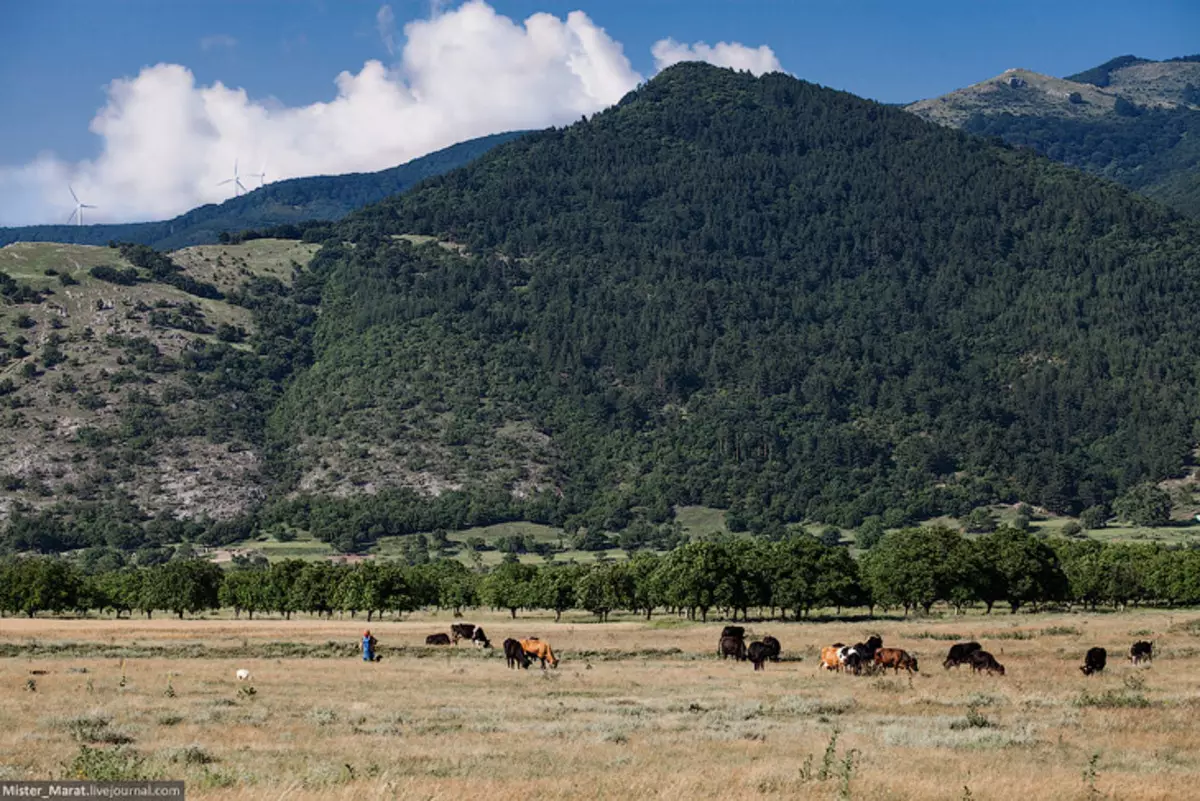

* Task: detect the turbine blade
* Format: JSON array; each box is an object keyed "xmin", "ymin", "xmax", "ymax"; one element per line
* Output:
[
  {"xmin": 217, "ymin": 178, "xmax": 232, "ymax": 185},
  {"xmin": 67, "ymin": 209, "xmax": 77, "ymax": 224},
  {"xmin": 69, "ymin": 185, "xmax": 79, "ymax": 203}
]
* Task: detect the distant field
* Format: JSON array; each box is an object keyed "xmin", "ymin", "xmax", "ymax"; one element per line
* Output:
[{"xmin": 3, "ymin": 610, "xmax": 1197, "ymax": 799}]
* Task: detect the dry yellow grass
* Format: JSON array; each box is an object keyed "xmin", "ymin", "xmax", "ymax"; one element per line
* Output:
[{"xmin": 3, "ymin": 610, "xmax": 1199, "ymax": 799}]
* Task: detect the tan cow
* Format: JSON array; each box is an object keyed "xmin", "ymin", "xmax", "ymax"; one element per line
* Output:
[{"xmin": 820, "ymin": 643, "xmax": 846, "ymax": 671}]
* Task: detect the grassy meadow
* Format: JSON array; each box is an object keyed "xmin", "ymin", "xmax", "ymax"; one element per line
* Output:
[{"xmin": 3, "ymin": 609, "xmax": 1199, "ymax": 799}]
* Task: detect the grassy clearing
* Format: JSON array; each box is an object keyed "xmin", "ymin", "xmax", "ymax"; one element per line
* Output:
[{"xmin": 2, "ymin": 610, "xmax": 1199, "ymax": 798}]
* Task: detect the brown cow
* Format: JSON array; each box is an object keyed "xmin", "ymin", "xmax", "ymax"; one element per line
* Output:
[
  {"xmin": 820, "ymin": 644, "xmax": 845, "ymax": 671},
  {"xmin": 747, "ymin": 642, "xmax": 770, "ymax": 671},
  {"xmin": 968, "ymin": 650, "xmax": 1005, "ymax": 676},
  {"xmin": 425, "ymin": 633, "xmax": 451, "ymax": 646},
  {"xmin": 719, "ymin": 635, "xmax": 747, "ymax": 661},
  {"xmin": 874, "ymin": 647, "xmax": 919, "ymax": 674}
]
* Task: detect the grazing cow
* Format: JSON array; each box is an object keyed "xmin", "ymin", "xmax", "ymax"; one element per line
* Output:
[
  {"xmin": 968, "ymin": 650, "xmax": 1005, "ymax": 676},
  {"xmin": 503, "ymin": 638, "xmax": 530, "ymax": 669},
  {"xmin": 450, "ymin": 623, "xmax": 477, "ymax": 644},
  {"xmin": 760, "ymin": 635, "xmax": 782, "ymax": 662},
  {"xmin": 874, "ymin": 647, "xmax": 919, "ymax": 674},
  {"xmin": 1081, "ymin": 647, "xmax": 1107, "ymax": 676},
  {"xmin": 943, "ymin": 641, "xmax": 983, "ymax": 670},
  {"xmin": 842, "ymin": 650, "xmax": 865, "ymax": 675},
  {"xmin": 820, "ymin": 644, "xmax": 845, "ymax": 671},
  {"xmin": 520, "ymin": 638, "xmax": 559, "ymax": 669},
  {"xmin": 747, "ymin": 641, "xmax": 770, "ymax": 671},
  {"xmin": 719, "ymin": 635, "xmax": 747, "ymax": 661},
  {"xmin": 471, "ymin": 627, "xmax": 492, "ymax": 649},
  {"xmin": 1130, "ymin": 641, "xmax": 1153, "ymax": 666},
  {"xmin": 426, "ymin": 633, "xmax": 452, "ymax": 646},
  {"xmin": 720, "ymin": 626, "xmax": 746, "ymax": 640},
  {"xmin": 235, "ymin": 669, "xmax": 251, "ymax": 681}
]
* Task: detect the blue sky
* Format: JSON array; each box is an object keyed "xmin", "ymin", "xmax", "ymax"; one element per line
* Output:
[{"xmin": 1, "ymin": 1, "xmax": 1196, "ymax": 225}]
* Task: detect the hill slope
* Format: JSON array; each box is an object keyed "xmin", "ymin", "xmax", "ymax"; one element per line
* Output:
[
  {"xmin": 0, "ymin": 132, "xmax": 522, "ymax": 251},
  {"xmin": 907, "ymin": 56, "xmax": 1200, "ymax": 216},
  {"xmin": 260, "ymin": 63, "xmax": 1200, "ymax": 545}
]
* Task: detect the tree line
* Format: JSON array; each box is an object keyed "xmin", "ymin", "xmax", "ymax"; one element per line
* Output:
[{"xmin": 6, "ymin": 526, "xmax": 1200, "ymax": 621}]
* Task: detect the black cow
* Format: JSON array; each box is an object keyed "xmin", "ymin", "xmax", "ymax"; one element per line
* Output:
[
  {"xmin": 1129, "ymin": 641, "xmax": 1153, "ymax": 665},
  {"xmin": 1081, "ymin": 647, "xmax": 1107, "ymax": 676},
  {"xmin": 943, "ymin": 641, "xmax": 983, "ymax": 670},
  {"xmin": 968, "ymin": 650, "xmax": 1005, "ymax": 675},
  {"xmin": 720, "ymin": 626, "xmax": 746, "ymax": 640},
  {"xmin": 472, "ymin": 627, "xmax": 492, "ymax": 649},
  {"xmin": 426, "ymin": 633, "xmax": 451, "ymax": 646},
  {"xmin": 503, "ymin": 638, "xmax": 530, "ymax": 669},
  {"xmin": 747, "ymin": 641, "xmax": 770, "ymax": 671},
  {"xmin": 719, "ymin": 635, "xmax": 747, "ymax": 661},
  {"xmin": 450, "ymin": 623, "xmax": 476, "ymax": 644},
  {"xmin": 760, "ymin": 635, "xmax": 782, "ymax": 662}
]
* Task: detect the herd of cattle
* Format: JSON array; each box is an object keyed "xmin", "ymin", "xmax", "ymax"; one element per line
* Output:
[{"xmin": 418, "ymin": 622, "xmax": 1155, "ymax": 677}]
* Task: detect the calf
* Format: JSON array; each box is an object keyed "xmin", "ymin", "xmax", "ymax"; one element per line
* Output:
[
  {"xmin": 450, "ymin": 623, "xmax": 476, "ymax": 644},
  {"xmin": 503, "ymin": 638, "xmax": 530, "ymax": 669},
  {"xmin": 719, "ymin": 635, "xmax": 747, "ymax": 661},
  {"xmin": 425, "ymin": 633, "xmax": 452, "ymax": 646},
  {"xmin": 1081, "ymin": 647, "xmax": 1107, "ymax": 676},
  {"xmin": 874, "ymin": 647, "xmax": 919, "ymax": 674},
  {"xmin": 720, "ymin": 626, "xmax": 746, "ymax": 640},
  {"xmin": 747, "ymin": 641, "xmax": 770, "ymax": 671},
  {"xmin": 943, "ymin": 641, "xmax": 983, "ymax": 670},
  {"xmin": 760, "ymin": 635, "xmax": 782, "ymax": 662},
  {"xmin": 471, "ymin": 627, "xmax": 492, "ymax": 649},
  {"xmin": 968, "ymin": 650, "xmax": 1005, "ymax": 676},
  {"xmin": 1129, "ymin": 641, "xmax": 1153, "ymax": 666}
]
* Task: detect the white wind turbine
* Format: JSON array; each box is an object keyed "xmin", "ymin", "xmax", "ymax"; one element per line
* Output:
[
  {"xmin": 218, "ymin": 160, "xmax": 249, "ymax": 197},
  {"xmin": 67, "ymin": 185, "xmax": 96, "ymax": 226},
  {"xmin": 253, "ymin": 164, "xmax": 268, "ymax": 188}
]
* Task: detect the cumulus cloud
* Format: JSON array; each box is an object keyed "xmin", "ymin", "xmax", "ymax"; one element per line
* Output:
[
  {"xmin": 0, "ymin": 1, "xmax": 781, "ymax": 226},
  {"xmin": 200, "ymin": 34, "xmax": 238, "ymax": 51},
  {"xmin": 376, "ymin": 5, "xmax": 396, "ymax": 55},
  {"xmin": 652, "ymin": 38, "xmax": 781, "ymax": 75}
]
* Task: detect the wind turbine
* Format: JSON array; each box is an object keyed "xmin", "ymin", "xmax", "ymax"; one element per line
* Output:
[
  {"xmin": 253, "ymin": 165, "xmax": 268, "ymax": 188},
  {"xmin": 218, "ymin": 160, "xmax": 249, "ymax": 197},
  {"xmin": 67, "ymin": 185, "xmax": 96, "ymax": 226}
]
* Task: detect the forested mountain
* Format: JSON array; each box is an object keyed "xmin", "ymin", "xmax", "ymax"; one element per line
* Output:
[
  {"xmin": 6, "ymin": 63, "xmax": 1200, "ymax": 555},
  {"xmin": 907, "ymin": 56, "xmax": 1200, "ymax": 216},
  {"xmin": 0, "ymin": 132, "xmax": 522, "ymax": 251},
  {"xmin": 264, "ymin": 63, "xmax": 1200, "ymax": 542}
]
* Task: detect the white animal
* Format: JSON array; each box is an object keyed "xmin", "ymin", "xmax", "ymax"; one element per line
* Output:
[{"xmin": 235, "ymin": 669, "xmax": 251, "ymax": 681}]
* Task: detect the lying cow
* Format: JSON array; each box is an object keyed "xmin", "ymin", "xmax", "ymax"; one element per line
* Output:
[
  {"xmin": 1130, "ymin": 641, "xmax": 1153, "ymax": 666},
  {"xmin": 425, "ymin": 633, "xmax": 452, "ymax": 646},
  {"xmin": 1081, "ymin": 647, "xmax": 1107, "ymax": 676},
  {"xmin": 874, "ymin": 647, "xmax": 919, "ymax": 674},
  {"xmin": 450, "ymin": 623, "xmax": 477, "ymax": 644},
  {"xmin": 943, "ymin": 641, "xmax": 982, "ymax": 670},
  {"xmin": 747, "ymin": 642, "xmax": 770, "ymax": 671},
  {"xmin": 968, "ymin": 650, "xmax": 1005, "ymax": 676},
  {"xmin": 503, "ymin": 638, "xmax": 530, "ymax": 669},
  {"xmin": 719, "ymin": 635, "xmax": 747, "ymax": 661},
  {"xmin": 760, "ymin": 635, "xmax": 782, "ymax": 662}
]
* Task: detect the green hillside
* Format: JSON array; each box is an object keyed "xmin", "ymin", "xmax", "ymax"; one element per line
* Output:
[
  {"xmin": 0, "ymin": 132, "xmax": 522, "ymax": 251},
  {"xmin": 7, "ymin": 64, "xmax": 1200, "ymax": 557},
  {"xmin": 262, "ymin": 63, "xmax": 1200, "ymax": 548}
]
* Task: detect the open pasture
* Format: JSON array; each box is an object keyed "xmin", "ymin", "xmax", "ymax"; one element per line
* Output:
[{"xmin": 2, "ymin": 610, "xmax": 1200, "ymax": 799}]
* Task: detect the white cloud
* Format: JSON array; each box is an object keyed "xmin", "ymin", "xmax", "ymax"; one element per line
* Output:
[
  {"xmin": 200, "ymin": 34, "xmax": 238, "ymax": 51},
  {"xmin": 652, "ymin": 38, "xmax": 781, "ymax": 76},
  {"xmin": 0, "ymin": 1, "xmax": 781, "ymax": 226},
  {"xmin": 376, "ymin": 5, "xmax": 396, "ymax": 56}
]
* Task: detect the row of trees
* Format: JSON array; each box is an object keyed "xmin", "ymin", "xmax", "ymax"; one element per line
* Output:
[{"xmin": 5, "ymin": 526, "xmax": 1200, "ymax": 620}]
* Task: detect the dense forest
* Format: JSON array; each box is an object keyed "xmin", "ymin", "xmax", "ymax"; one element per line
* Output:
[
  {"xmin": 266, "ymin": 63, "xmax": 1200, "ymax": 536},
  {"xmin": 0, "ymin": 132, "xmax": 521, "ymax": 250},
  {"xmin": 964, "ymin": 106, "xmax": 1200, "ymax": 216},
  {"xmin": 5, "ymin": 526, "xmax": 1198, "ymax": 620}
]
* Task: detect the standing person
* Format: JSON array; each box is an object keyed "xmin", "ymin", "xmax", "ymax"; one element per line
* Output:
[{"xmin": 362, "ymin": 630, "xmax": 377, "ymax": 662}]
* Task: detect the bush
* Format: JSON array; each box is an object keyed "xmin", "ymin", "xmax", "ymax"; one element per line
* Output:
[
  {"xmin": 1061, "ymin": 520, "xmax": 1084, "ymax": 538},
  {"xmin": 89, "ymin": 265, "xmax": 140, "ymax": 286},
  {"xmin": 1080, "ymin": 506, "xmax": 1108, "ymax": 530}
]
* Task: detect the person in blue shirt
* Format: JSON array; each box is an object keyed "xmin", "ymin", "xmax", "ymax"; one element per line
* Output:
[{"xmin": 362, "ymin": 630, "xmax": 377, "ymax": 661}]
